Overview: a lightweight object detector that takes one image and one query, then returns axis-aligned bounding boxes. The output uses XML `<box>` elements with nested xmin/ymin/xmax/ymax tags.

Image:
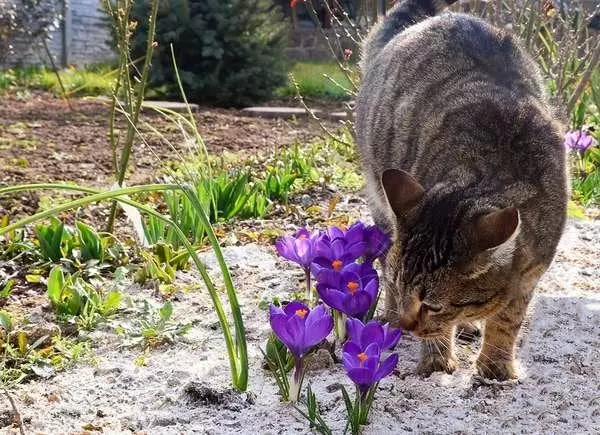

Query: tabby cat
<box><xmin>356</xmin><ymin>0</ymin><xmax>568</xmax><ymax>380</ymax></box>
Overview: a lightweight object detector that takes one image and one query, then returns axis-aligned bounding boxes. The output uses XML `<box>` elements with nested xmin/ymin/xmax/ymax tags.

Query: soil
<box><xmin>0</xmin><ymin>93</ymin><xmax>337</xmax><ymax>188</ymax></box>
<box><xmin>2</xmin><ymin>215</ymin><xmax>599</xmax><ymax>434</ymax></box>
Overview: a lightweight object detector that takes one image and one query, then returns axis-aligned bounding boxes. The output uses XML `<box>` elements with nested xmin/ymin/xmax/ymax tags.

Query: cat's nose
<box><xmin>397</xmin><ymin>315</ymin><xmax>418</xmax><ymax>331</ymax></box>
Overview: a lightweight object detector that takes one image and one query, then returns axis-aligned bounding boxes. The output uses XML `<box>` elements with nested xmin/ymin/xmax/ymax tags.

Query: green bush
<box><xmin>132</xmin><ymin>0</ymin><xmax>289</xmax><ymax>107</ymax></box>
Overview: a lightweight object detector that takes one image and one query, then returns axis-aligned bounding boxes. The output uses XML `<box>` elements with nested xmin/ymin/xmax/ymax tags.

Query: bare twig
<box><xmin>290</xmin><ymin>73</ymin><xmax>354</xmax><ymax>148</ymax></box>
<box><xmin>3</xmin><ymin>389</ymin><xmax>25</xmax><ymax>435</ymax></box>
<box><xmin>42</xmin><ymin>38</ymin><xmax>72</xmax><ymax>110</ymax></box>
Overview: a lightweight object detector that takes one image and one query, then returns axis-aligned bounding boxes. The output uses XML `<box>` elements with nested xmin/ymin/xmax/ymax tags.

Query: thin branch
<box><xmin>4</xmin><ymin>389</ymin><xmax>25</xmax><ymax>435</ymax></box>
<box><xmin>290</xmin><ymin>73</ymin><xmax>354</xmax><ymax>148</ymax></box>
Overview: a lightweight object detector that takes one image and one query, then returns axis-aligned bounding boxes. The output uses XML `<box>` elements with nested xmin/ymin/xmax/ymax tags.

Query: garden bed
<box><xmin>0</xmin><ymin>93</ymin><xmax>337</xmax><ymax>188</ymax></box>
<box><xmin>5</xmin><ymin>216</ymin><xmax>600</xmax><ymax>433</ymax></box>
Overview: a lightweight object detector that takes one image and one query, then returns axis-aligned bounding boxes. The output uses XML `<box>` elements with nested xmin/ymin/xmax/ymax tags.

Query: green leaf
<box><xmin>102</xmin><ymin>290</ymin><xmax>123</xmax><ymax>313</ymax></box>
<box><xmin>0</xmin><ymin>311</ymin><xmax>13</xmax><ymax>332</ymax></box>
<box><xmin>76</xmin><ymin>221</ymin><xmax>103</xmax><ymax>261</ymax></box>
<box><xmin>0</xmin><ymin>279</ymin><xmax>14</xmax><ymax>298</ymax></box>
<box><xmin>17</xmin><ymin>331</ymin><xmax>27</xmax><ymax>354</ymax></box>
<box><xmin>47</xmin><ymin>266</ymin><xmax>65</xmax><ymax>306</ymax></box>
<box><xmin>159</xmin><ymin>301</ymin><xmax>173</xmax><ymax>321</ymax></box>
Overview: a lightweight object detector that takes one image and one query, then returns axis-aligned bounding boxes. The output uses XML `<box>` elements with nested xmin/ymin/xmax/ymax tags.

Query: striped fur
<box><xmin>356</xmin><ymin>1</ymin><xmax>568</xmax><ymax>380</ymax></box>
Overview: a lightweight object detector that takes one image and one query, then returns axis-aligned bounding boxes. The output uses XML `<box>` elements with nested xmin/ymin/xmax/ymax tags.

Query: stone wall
<box><xmin>2</xmin><ymin>0</ymin><xmax>116</xmax><ymax>67</ymax></box>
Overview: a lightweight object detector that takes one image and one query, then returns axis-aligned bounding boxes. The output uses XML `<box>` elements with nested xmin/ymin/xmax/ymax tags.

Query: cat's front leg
<box><xmin>417</xmin><ymin>332</ymin><xmax>458</xmax><ymax>376</ymax></box>
<box><xmin>476</xmin><ymin>293</ymin><xmax>532</xmax><ymax>380</ymax></box>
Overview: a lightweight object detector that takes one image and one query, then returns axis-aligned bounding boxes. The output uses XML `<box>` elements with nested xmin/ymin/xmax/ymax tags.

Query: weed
<box><xmin>123</xmin><ymin>300</ymin><xmax>191</xmax><ymax>349</ymax></box>
<box><xmin>32</xmin><ymin>218</ymin><xmax>128</xmax><ymax>278</ymax></box>
<box><xmin>46</xmin><ymin>266</ymin><xmax>122</xmax><ymax>329</ymax></box>
<box><xmin>0</xmin><ymin>312</ymin><xmax>94</xmax><ymax>388</ymax></box>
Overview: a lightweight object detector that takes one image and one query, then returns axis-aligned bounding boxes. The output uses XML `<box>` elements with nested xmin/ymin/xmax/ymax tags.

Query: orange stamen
<box><xmin>295</xmin><ymin>309</ymin><xmax>308</xmax><ymax>319</ymax></box>
<box><xmin>298</xmin><ymin>234</ymin><xmax>308</xmax><ymax>239</ymax></box>
<box><xmin>332</xmin><ymin>259</ymin><xmax>343</xmax><ymax>271</ymax></box>
<box><xmin>346</xmin><ymin>281</ymin><xmax>359</xmax><ymax>294</ymax></box>
<box><xmin>357</xmin><ymin>352</ymin><xmax>368</xmax><ymax>365</ymax></box>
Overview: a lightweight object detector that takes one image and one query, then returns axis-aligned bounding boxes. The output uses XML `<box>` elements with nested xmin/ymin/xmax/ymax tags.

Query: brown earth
<box><xmin>0</xmin><ymin>92</ymin><xmax>335</xmax><ymax>188</ymax></box>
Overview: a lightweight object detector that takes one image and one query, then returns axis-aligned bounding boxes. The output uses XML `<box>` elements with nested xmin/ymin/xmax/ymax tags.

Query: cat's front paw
<box><xmin>417</xmin><ymin>354</ymin><xmax>458</xmax><ymax>377</ymax></box>
<box><xmin>476</xmin><ymin>358</ymin><xmax>518</xmax><ymax>381</ymax></box>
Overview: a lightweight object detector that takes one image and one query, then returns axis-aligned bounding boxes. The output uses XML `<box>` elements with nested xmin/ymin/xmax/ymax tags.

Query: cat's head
<box><xmin>381</xmin><ymin>169</ymin><xmax>521</xmax><ymax>338</ymax></box>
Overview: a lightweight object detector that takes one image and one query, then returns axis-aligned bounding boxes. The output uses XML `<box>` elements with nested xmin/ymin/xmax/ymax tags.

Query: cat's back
<box><xmin>356</xmin><ymin>13</ymin><xmax>558</xmax><ymax>186</ymax></box>
<box><xmin>359</xmin><ymin>13</ymin><xmax>542</xmax><ymax>101</ymax></box>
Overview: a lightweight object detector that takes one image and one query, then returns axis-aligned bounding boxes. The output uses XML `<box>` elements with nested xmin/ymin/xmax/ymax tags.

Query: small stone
<box><xmin>221</xmin><ymin>419</ymin><xmax>241</xmax><ymax>428</ymax></box>
<box><xmin>326</xmin><ymin>382</ymin><xmax>343</xmax><ymax>393</ymax></box>
<box><xmin>306</xmin><ymin>348</ymin><xmax>334</xmax><ymax>372</ymax></box>
<box><xmin>245</xmin><ymin>391</ymin><xmax>256</xmax><ymax>405</ymax></box>
<box><xmin>93</xmin><ymin>364</ymin><xmax>123</xmax><ymax>377</ymax></box>
<box><xmin>8</xmin><ymin>322</ymin><xmax>61</xmax><ymax>347</ymax></box>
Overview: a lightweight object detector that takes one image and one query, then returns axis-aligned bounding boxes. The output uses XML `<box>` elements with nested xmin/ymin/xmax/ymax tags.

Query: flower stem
<box><xmin>334</xmin><ymin>311</ymin><xmax>347</xmax><ymax>342</ymax></box>
<box><xmin>304</xmin><ymin>268</ymin><xmax>312</xmax><ymax>306</ymax></box>
<box><xmin>288</xmin><ymin>356</ymin><xmax>305</xmax><ymax>403</ymax></box>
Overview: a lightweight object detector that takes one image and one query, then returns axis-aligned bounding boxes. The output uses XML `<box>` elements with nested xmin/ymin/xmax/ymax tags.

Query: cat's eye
<box><xmin>421</xmin><ymin>302</ymin><xmax>442</xmax><ymax>313</ymax></box>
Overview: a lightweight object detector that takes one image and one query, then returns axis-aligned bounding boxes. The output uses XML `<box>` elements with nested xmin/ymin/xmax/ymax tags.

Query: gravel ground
<box><xmin>4</xmin><ymin>217</ymin><xmax>600</xmax><ymax>434</ymax></box>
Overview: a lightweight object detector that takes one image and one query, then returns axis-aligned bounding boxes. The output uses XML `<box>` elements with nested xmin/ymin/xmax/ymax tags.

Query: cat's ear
<box><xmin>472</xmin><ymin>207</ymin><xmax>520</xmax><ymax>251</ymax></box>
<box><xmin>381</xmin><ymin>169</ymin><xmax>425</xmax><ymax>217</ymax></box>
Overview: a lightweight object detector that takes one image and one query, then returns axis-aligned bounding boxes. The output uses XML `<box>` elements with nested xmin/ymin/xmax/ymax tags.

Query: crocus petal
<box><xmin>342</xmin><ymin>351</ymin><xmax>361</xmax><ymax>371</ymax></box>
<box><xmin>382</xmin><ymin>324</ymin><xmax>402</xmax><ymax>350</ymax></box>
<box><xmin>346</xmin><ymin>318</ymin><xmax>365</xmax><ymax>343</ymax></box>
<box><xmin>269</xmin><ymin>312</ymin><xmax>295</xmax><ymax>351</ymax></box>
<box><xmin>283</xmin><ymin>300</ymin><xmax>310</xmax><ymax>317</ymax></box>
<box><xmin>315</xmin><ymin>268</ymin><xmax>342</xmax><ymax>288</ymax></box>
<box><xmin>344</xmin><ymin>241</ymin><xmax>368</xmax><ymax>262</ymax></box>
<box><xmin>342</xmin><ymin>340</ymin><xmax>362</xmax><ymax>356</ymax></box>
<box><xmin>284</xmin><ymin>314</ymin><xmax>306</xmax><ymax>356</ymax></box>
<box><xmin>340</xmin><ymin>262</ymin><xmax>362</xmax><ymax>277</ymax></box>
<box><xmin>304</xmin><ymin>305</ymin><xmax>333</xmax><ymax>347</ymax></box>
<box><xmin>316</xmin><ymin>284</ymin><xmax>346</xmax><ymax>312</ymax></box>
<box><xmin>275</xmin><ymin>237</ymin><xmax>297</xmax><ymax>262</ymax></box>
<box><xmin>326</xmin><ymin>226</ymin><xmax>345</xmax><ymax>241</ymax></box>
<box><xmin>363</xmin><ymin>341</ymin><xmax>380</xmax><ymax>358</ymax></box>
<box><xmin>361</xmin><ymin>321</ymin><xmax>384</xmax><ymax>350</ymax></box>
<box><xmin>330</xmin><ymin>238</ymin><xmax>348</xmax><ymax>260</ymax></box>
<box><xmin>374</xmin><ymin>353</ymin><xmax>399</xmax><ymax>383</ymax></box>
<box><xmin>294</xmin><ymin>238</ymin><xmax>313</xmax><ymax>267</ymax></box>
<box><xmin>344</xmin><ymin>222</ymin><xmax>365</xmax><ymax>245</ymax></box>
<box><xmin>295</xmin><ymin>228</ymin><xmax>310</xmax><ymax>238</ymax></box>
<box><xmin>315</xmin><ymin>239</ymin><xmax>334</xmax><ymax>259</ymax></box>
<box><xmin>342</xmin><ymin>292</ymin><xmax>372</xmax><ymax>318</ymax></box>
<box><xmin>362</xmin><ymin>277</ymin><xmax>380</xmax><ymax>305</ymax></box>
<box><xmin>346</xmin><ymin>367</ymin><xmax>374</xmax><ymax>388</ymax></box>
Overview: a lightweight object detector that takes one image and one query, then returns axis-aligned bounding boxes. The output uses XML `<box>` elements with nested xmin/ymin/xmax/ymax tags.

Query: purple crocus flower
<box><xmin>564</xmin><ymin>130</ymin><xmax>596</xmax><ymax>152</ymax></box>
<box><xmin>269</xmin><ymin>301</ymin><xmax>333</xmax><ymax>358</ymax></box>
<box><xmin>269</xmin><ymin>301</ymin><xmax>333</xmax><ymax>402</ymax></box>
<box><xmin>346</xmin><ymin>318</ymin><xmax>402</xmax><ymax>351</ymax></box>
<box><xmin>363</xmin><ymin>225</ymin><xmax>391</xmax><ymax>263</ymax></box>
<box><xmin>315</xmin><ymin>262</ymin><xmax>379</xmax><ymax>319</ymax></box>
<box><xmin>342</xmin><ymin>340</ymin><xmax>399</xmax><ymax>393</ymax></box>
<box><xmin>311</xmin><ymin>231</ymin><xmax>367</xmax><ymax>279</ymax></box>
<box><xmin>275</xmin><ymin>227</ymin><xmax>320</xmax><ymax>269</ymax></box>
